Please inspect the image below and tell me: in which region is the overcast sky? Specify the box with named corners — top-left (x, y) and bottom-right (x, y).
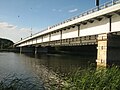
top-left (0, 0), bottom-right (108, 42)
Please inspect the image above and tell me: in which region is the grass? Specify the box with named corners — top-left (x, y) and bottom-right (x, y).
top-left (46, 65), bottom-right (120, 90)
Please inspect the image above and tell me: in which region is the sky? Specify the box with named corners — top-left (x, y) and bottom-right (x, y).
top-left (0, 0), bottom-right (108, 42)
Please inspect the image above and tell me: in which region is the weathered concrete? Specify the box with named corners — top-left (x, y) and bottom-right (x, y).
top-left (96, 33), bottom-right (120, 67)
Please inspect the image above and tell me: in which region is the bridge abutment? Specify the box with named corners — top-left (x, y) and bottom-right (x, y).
top-left (97, 33), bottom-right (120, 67)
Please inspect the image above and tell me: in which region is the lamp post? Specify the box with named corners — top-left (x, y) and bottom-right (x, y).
top-left (95, 0), bottom-right (99, 10)
top-left (30, 28), bottom-right (32, 37)
top-left (96, 0), bottom-right (99, 6)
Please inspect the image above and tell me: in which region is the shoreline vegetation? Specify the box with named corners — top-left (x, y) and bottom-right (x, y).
top-left (0, 66), bottom-right (120, 90)
top-left (45, 65), bottom-right (120, 90)
top-left (0, 49), bottom-right (17, 52)
top-left (0, 38), bottom-right (14, 50)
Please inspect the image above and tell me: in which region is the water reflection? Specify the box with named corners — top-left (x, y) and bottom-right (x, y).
top-left (24, 53), bottom-right (96, 73)
top-left (0, 52), bottom-right (45, 89)
top-left (0, 52), bottom-right (96, 89)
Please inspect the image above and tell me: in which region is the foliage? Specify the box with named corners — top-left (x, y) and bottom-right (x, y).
top-left (0, 38), bottom-right (14, 49)
top-left (48, 66), bottom-right (120, 90)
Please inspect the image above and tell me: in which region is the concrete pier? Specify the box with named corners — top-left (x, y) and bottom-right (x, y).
top-left (18, 46), bottom-right (55, 54)
top-left (96, 33), bottom-right (120, 67)
top-left (19, 46), bottom-right (35, 53)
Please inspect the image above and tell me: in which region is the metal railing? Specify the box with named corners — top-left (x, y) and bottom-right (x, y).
top-left (49, 0), bottom-right (120, 29)
top-left (35, 0), bottom-right (120, 35)
top-left (16, 0), bottom-right (120, 44)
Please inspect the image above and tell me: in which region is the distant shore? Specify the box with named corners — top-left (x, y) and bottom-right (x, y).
top-left (0, 49), bottom-right (17, 52)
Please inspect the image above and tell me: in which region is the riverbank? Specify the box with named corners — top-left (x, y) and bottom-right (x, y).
top-left (47, 66), bottom-right (120, 90)
top-left (0, 66), bottom-right (120, 90)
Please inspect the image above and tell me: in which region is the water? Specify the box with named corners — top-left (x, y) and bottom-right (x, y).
top-left (25, 53), bottom-right (96, 73)
top-left (0, 52), bottom-right (96, 89)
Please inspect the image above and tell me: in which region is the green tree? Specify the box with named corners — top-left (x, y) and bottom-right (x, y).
top-left (0, 38), bottom-right (14, 49)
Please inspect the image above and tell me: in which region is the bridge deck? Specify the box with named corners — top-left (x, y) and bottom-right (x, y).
top-left (15, 0), bottom-right (120, 47)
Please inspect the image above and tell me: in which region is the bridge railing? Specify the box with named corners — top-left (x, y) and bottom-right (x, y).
top-left (32, 0), bottom-right (120, 36)
top-left (31, 0), bottom-right (120, 37)
top-left (49, 0), bottom-right (120, 29)
top-left (16, 0), bottom-right (120, 45)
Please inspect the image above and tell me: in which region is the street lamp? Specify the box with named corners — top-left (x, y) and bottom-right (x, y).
top-left (30, 28), bottom-right (32, 37)
top-left (95, 0), bottom-right (99, 6)
top-left (95, 0), bottom-right (100, 10)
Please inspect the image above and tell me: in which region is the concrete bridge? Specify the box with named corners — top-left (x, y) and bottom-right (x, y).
top-left (14, 0), bottom-right (120, 67)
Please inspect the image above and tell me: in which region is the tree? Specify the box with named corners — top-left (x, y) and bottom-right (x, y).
top-left (0, 38), bottom-right (14, 49)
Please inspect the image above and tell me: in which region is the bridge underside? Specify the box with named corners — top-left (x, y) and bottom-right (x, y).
top-left (16, 33), bottom-right (120, 67)
top-left (40, 35), bottom-right (97, 47)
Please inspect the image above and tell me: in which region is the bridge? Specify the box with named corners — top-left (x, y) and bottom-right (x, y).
top-left (15, 0), bottom-right (120, 67)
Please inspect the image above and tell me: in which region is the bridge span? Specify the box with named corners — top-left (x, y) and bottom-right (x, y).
top-left (15, 0), bottom-right (120, 67)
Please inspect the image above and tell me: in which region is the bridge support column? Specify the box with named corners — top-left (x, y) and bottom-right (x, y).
top-left (96, 33), bottom-right (120, 67)
top-left (19, 46), bottom-right (35, 53)
top-left (35, 46), bottom-right (38, 55)
top-left (20, 47), bottom-right (22, 54)
top-left (35, 46), bottom-right (48, 53)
